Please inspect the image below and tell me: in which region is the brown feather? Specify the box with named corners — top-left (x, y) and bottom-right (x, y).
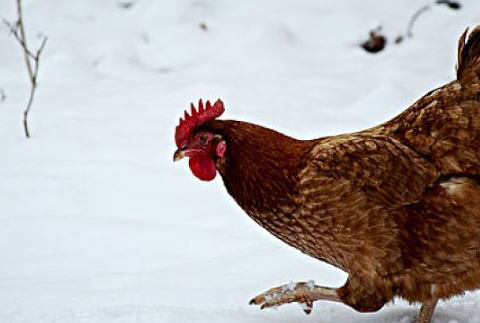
top-left (457, 26), bottom-right (480, 84)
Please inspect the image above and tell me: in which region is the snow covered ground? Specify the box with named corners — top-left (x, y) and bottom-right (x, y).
top-left (1, 0), bottom-right (480, 322)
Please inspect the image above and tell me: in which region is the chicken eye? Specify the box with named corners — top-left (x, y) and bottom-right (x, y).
top-left (199, 133), bottom-right (208, 143)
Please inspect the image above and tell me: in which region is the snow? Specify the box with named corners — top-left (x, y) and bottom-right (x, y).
top-left (282, 282), bottom-right (298, 293)
top-left (1, 0), bottom-right (480, 322)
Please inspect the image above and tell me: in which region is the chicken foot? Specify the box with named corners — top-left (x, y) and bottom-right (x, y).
top-left (414, 298), bottom-right (438, 323)
top-left (249, 281), bottom-right (340, 314)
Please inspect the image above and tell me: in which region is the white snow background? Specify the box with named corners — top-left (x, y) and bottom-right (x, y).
top-left (1, 0), bottom-right (480, 322)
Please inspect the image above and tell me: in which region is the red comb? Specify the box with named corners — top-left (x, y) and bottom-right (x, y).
top-left (175, 99), bottom-right (225, 147)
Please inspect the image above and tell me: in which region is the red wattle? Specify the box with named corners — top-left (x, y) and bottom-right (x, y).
top-left (189, 155), bottom-right (217, 181)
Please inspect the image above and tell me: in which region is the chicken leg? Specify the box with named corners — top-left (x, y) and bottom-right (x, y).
top-left (250, 282), bottom-right (439, 323)
top-left (415, 298), bottom-right (438, 323)
top-left (249, 281), bottom-right (341, 314)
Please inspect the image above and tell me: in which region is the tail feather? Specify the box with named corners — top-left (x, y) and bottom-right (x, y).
top-left (457, 25), bottom-right (480, 84)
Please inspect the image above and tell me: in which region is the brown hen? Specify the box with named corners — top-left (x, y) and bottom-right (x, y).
top-left (173, 27), bottom-right (480, 323)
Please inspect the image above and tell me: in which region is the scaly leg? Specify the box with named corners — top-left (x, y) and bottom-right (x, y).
top-left (249, 281), bottom-right (341, 314)
top-left (415, 298), bottom-right (438, 323)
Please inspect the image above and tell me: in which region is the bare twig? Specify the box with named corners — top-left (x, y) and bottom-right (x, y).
top-left (406, 5), bottom-right (431, 38)
top-left (4, 0), bottom-right (47, 138)
top-left (394, 5), bottom-right (431, 45)
top-left (436, 0), bottom-right (461, 10)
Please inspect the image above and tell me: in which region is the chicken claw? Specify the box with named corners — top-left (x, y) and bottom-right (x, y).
top-left (249, 281), bottom-right (340, 314)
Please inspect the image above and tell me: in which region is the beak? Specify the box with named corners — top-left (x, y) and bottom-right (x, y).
top-left (173, 149), bottom-right (187, 162)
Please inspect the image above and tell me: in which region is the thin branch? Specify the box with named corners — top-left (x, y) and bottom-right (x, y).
top-left (0, 88), bottom-right (5, 102)
top-left (15, 0), bottom-right (34, 81)
top-left (406, 5), bottom-right (431, 38)
top-left (436, 0), bottom-right (461, 10)
top-left (3, 19), bottom-right (37, 60)
top-left (32, 37), bottom-right (47, 86)
top-left (4, 0), bottom-right (47, 138)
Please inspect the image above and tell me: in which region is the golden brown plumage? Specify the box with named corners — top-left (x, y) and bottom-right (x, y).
top-left (173, 26), bottom-right (480, 323)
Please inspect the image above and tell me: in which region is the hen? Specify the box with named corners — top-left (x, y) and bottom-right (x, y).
top-left (173, 27), bottom-right (480, 323)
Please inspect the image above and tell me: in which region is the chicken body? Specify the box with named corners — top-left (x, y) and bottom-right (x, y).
top-left (175, 27), bottom-right (480, 322)
top-left (208, 114), bottom-right (480, 314)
